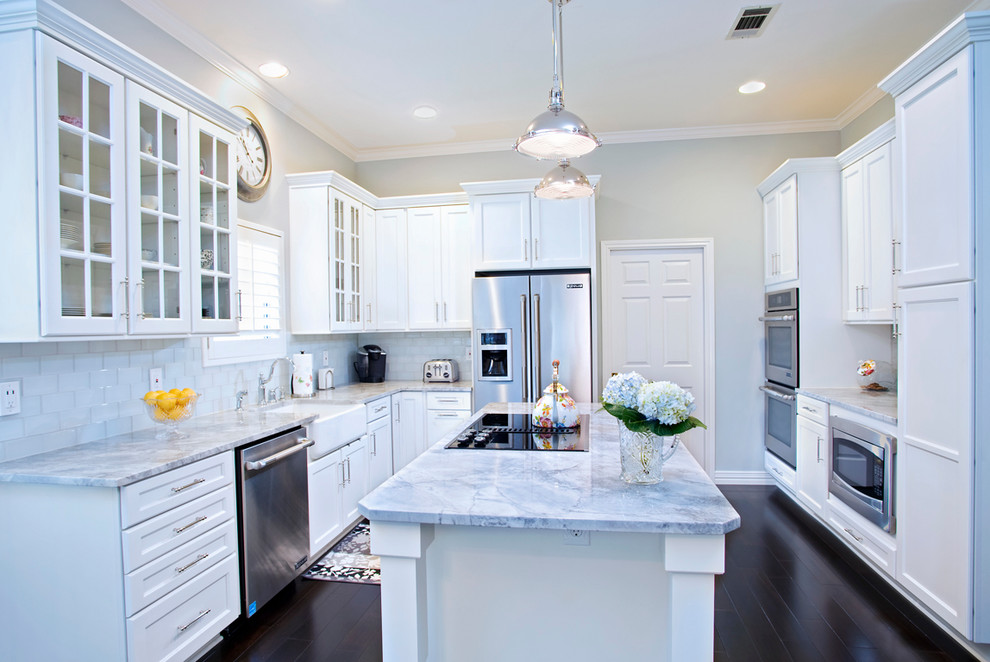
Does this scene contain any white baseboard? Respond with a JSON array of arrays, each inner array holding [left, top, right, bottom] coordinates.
[[714, 470, 775, 485]]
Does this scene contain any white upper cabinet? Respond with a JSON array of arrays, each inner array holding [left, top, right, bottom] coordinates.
[[373, 208, 409, 331], [407, 205, 472, 330], [762, 174, 798, 286], [892, 48, 974, 289], [468, 187, 595, 271], [839, 125, 895, 323], [287, 177, 371, 334], [37, 36, 128, 337], [191, 115, 239, 334], [126, 82, 190, 335], [0, 9, 244, 341]]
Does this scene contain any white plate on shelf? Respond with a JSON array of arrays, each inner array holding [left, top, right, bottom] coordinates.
[[94, 242, 112, 256], [62, 307, 85, 317]]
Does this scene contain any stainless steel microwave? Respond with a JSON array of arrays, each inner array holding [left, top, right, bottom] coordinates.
[[829, 415, 896, 533]]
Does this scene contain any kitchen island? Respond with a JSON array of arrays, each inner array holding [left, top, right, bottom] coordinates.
[[359, 403, 740, 662]]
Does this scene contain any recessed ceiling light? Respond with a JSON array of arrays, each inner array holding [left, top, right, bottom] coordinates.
[[413, 105, 438, 119], [258, 62, 289, 79], [738, 80, 766, 94]]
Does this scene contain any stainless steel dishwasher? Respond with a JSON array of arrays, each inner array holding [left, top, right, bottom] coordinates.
[[236, 426, 314, 617]]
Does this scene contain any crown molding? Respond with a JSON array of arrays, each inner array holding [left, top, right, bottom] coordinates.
[[117, 0, 360, 161], [461, 175, 601, 197], [880, 11, 990, 97], [836, 119, 896, 167], [0, 0, 245, 131], [375, 192, 470, 209], [757, 157, 839, 197], [834, 86, 889, 128]]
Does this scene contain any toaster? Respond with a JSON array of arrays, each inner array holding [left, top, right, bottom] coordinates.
[[423, 359, 459, 383]]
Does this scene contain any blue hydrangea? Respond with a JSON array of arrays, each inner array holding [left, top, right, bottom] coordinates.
[[636, 381, 696, 425], [601, 372, 648, 409]]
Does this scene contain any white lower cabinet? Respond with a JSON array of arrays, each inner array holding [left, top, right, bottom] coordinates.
[[308, 446, 344, 557], [341, 437, 368, 524], [392, 391, 426, 472], [826, 497, 896, 577], [367, 396, 394, 491], [0, 452, 239, 662], [795, 396, 828, 515], [426, 391, 473, 445], [765, 449, 796, 493]]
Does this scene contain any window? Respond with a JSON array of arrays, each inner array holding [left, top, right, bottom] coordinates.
[[202, 221, 286, 366]]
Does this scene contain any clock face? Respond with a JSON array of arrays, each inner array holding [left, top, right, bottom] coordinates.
[[232, 108, 271, 202]]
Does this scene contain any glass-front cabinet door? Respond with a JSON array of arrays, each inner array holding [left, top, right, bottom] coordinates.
[[191, 115, 239, 334], [126, 82, 190, 334], [331, 189, 363, 331], [38, 37, 127, 336]]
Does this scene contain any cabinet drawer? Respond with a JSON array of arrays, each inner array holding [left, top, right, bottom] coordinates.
[[796, 395, 828, 426], [126, 553, 240, 662], [367, 396, 391, 422], [426, 391, 471, 410], [120, 452, 234, 528], [765, 450, 796, 493], [826, 498, 896, 576], [121, 484, 235, 573], [124, 518, 237, 617]]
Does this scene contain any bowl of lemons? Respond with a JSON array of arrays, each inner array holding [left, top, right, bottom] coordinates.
[[142, 387, 199, 439]]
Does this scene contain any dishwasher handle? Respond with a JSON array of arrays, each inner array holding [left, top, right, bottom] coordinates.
[[244, 439, 314, 472]]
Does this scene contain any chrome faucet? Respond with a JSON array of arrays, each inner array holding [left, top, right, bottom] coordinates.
[[236, 390, 248, 411], [258, 357, 292, 404]]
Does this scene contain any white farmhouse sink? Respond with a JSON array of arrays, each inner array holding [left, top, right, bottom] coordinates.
[[264, 401, 367, 458]]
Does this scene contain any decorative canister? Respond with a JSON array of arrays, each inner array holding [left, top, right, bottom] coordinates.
[[532, 360, 579, 428]]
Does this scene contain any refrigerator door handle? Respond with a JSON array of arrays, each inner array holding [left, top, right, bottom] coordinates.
[[520, 294, 529, 402], [533, 293, 542, 396]]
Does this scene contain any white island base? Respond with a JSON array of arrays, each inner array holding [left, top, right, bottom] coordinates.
[[372, 521, 725, 662]]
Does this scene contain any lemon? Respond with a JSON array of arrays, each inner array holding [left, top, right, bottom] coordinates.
[[156, 394, 178, 412], [143, 390, 163, 401]]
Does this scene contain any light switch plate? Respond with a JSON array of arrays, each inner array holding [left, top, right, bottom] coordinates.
[[1, 379, 21, 416]]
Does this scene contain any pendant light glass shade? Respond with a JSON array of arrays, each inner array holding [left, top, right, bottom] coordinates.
[[534, 159, 594, 199], [514, 0, 600, 161]]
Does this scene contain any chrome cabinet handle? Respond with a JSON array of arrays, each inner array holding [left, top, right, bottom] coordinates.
[[843, 528, 864, 543], [345, 457, 352, 484], [892, 239, 901, 275], [436, 412, 461, 418], [523, 239, 528, 261], [175, 553, 209, 574], [236, 289, 243, 321], [535, 237, 540, 261], [800, 406, 815, 413], [373, 404, 388, 414], [171, 477, 205, 493], [443, 301, 448, 322], [771, 466, 783, 477], [177, 609, 211, 633], [119, 278, 130, 320], [435, 301, 439, 322], [817, 436, 823, 463], [370, 433, 377, 456], [173, 515, 207, 534], [367, 303, 372, 325], [340, 462, 346, 487], [861, 285, 869, 312]]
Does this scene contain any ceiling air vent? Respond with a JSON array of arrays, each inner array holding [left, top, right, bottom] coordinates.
[[727, 5, 779, 39]]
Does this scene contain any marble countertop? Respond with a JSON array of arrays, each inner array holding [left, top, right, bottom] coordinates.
[[359, 403, 740, 535], [797, 387, 897, 426], [0, 380, 471, 488]]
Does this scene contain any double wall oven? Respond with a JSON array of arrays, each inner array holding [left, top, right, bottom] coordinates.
[[760, 288, 798, 467]]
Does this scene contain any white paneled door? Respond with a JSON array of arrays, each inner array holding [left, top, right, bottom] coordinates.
[[602, 241, 713, 474]]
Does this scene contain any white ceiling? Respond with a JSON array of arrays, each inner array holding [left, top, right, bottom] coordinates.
[[121, 0, 981, 161]]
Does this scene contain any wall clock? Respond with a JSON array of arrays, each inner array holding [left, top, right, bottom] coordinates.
[[232, 106, 271, 202]]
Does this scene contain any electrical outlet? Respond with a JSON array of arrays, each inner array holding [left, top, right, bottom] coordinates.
[[0, 380, 21, 416], [562, 529, 590, 546], [322, 351, 329, 367], [149, 368, 163, 391]]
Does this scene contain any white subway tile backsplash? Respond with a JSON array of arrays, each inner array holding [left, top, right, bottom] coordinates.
[[0, 331, 469, 462]]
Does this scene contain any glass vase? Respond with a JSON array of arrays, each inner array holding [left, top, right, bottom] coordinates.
[[619, 425, 679, 484]]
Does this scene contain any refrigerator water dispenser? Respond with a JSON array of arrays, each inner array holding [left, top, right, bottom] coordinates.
[[478, 329, 511, 381]]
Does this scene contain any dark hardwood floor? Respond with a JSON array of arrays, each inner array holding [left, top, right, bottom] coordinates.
[[204, 485, 977, 662]]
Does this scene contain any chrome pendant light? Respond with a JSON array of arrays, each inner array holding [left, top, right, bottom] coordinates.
[[534, 159, 594, 199], [514, 0, 600, 162]]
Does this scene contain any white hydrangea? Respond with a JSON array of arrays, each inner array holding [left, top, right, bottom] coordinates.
[[601, 372, 648, 409], [635, 381, 696, 425]]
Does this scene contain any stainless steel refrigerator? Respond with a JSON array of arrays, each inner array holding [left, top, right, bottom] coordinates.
[[472, 271, 592, 409]]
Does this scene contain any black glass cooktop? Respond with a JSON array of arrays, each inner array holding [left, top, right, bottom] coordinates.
[[445, 413, 589, 451]]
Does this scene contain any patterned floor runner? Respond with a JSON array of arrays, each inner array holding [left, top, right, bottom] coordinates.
[[303, 521, 380, 585]]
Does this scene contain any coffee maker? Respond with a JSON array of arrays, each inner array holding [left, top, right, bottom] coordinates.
[[354, 344, 387, 383]]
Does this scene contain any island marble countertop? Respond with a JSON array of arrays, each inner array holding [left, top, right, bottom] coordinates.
[[797, 386, 897, 426], [359, 403, 740, 535]]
